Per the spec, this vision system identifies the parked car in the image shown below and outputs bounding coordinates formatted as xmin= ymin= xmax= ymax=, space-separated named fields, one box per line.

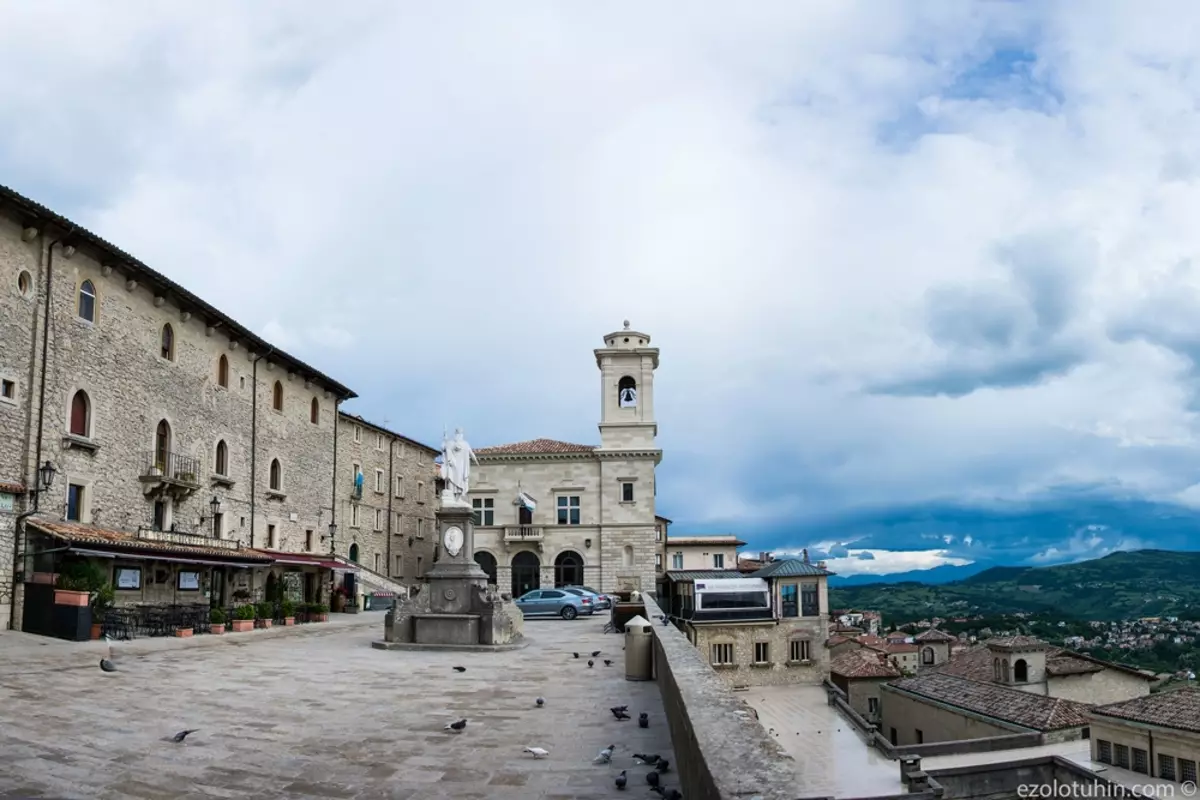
xmin=563 ymin=586 xmax=612 ymax=611
xmin=515 ymin=588 xmax=594 ymax=620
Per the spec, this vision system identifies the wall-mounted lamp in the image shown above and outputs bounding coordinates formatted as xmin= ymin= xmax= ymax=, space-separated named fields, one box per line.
xmin=584 ymin=538 xmax=592 ymax=549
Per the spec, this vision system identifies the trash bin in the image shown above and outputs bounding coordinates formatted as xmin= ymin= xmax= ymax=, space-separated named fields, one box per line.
xmin=624 ymin=614 xmax=653 ymax=681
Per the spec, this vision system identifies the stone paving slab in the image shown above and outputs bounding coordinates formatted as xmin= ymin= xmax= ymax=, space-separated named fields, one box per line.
xmin=0 ymin=615 xmax=677 ymax=799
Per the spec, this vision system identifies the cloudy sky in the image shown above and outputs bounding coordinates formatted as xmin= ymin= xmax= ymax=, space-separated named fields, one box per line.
xmin=6 ymin=2 xmax=1200 ymax=576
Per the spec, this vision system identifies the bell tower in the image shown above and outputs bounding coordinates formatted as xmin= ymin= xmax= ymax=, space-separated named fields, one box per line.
xmin=595 ymin=320 xmax=659 ymax=451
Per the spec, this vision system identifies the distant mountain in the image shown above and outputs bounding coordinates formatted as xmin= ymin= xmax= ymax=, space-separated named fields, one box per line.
xmin=828 ymin=562 xmax=993 ymax=586
xmin=829 ymin=549 xmax=1200 ymax=622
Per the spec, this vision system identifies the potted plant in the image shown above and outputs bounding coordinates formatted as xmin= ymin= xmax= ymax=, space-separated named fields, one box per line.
xmin=281 ymin=600 xmax=296 ymax=626
xmin=231 ymin=604 xmax=256 ymax=632
xmin=312 ymin=602 xmax=329 ymax=622
xmin=209 ymin=607 xmax=227 ymax=635
xmin=89 ymin=584 xmax=115 ymax=639
xmin=54 ymin=573 xmax=90 ymax=607
xmin=174 ymin=622 xmax=193 ymax=638
xmin=256 ymin=601 xmax=274 ymax=629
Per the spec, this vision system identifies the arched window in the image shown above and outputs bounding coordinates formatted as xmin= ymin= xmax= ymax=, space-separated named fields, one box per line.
xmin=272 ymin=381 xmax=283 ymax=412
xmin=215 ymin=440 xmax=228 ymax=476
xmin=1014 ymin=658 xmax=1028 ymax=683
xmin=554 ymin=550 xmax=584 ymax=587
xmin=310 ymin=397 xmax=319 ymax=424
xmin=154 ymin=419 xmax=171 ymax=470
xmin=69 ymin=390 xmax=91 ymax=437
xmin=160 ymin=324 xmax=174 ymax=361
xmin=78 ymin=280 xmax=96 ymax=322
xmin=217 ymin=355 xmax=229 ymax=388
xmin=921 ymin=647 xmax=935 ymax=665
xmin=618 ymin=375 xmax=638 ymax=408
xmin=269 ymin=458 xmax=282 ymax=491
xmin=348 ymin=543 xmax=359 ymax=563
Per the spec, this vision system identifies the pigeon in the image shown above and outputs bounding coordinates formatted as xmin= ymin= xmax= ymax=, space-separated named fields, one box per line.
xmin=655 ymin=758 xmax=671 ymax=773
xmin=587 ymin=660 xmax=594 ymax=668
xmin=662 ymin=789 xmax=683 ymax=800
xmin=172 ymin=729 xmax=199 ymax=743
xmin=594 ymin=744 xmax=615 ymax=764
xmin=639 ymin=754 xmax=661 ymax=766
xmin=444 ymin=718 xmax=468 ymax=733
xmin=535 ymin=697 xmax=545 ymax=707
xmin=646 ymin=770 xmax=661 ymax=788
xmin=604 ymin=659 xmax=613 ymax=666
xmin=638 ymin=712 xmax=649 ymax=729
xmin=523 ymin=746 xmax=549 ymax=759
xmin=591 ymin=650 xmax=601 ymax=657
xmin=610 ymin=705 xmax=629 ymax=719
xmin=99 ymin=657 xmax=117 ymax=673
xmin=615 ymin=770 xmax=627 ymax=790
xmin=573 ymin=652 xmax=580 ymax=658
xmin=661 ymin=617 xmax=670 ymax=626
xmin=452 ymin=666 xmax=466 ymax=673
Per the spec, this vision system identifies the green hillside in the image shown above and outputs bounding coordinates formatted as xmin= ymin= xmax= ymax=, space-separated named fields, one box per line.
xmin=829 ymin=550 xmax=1200 ymax=623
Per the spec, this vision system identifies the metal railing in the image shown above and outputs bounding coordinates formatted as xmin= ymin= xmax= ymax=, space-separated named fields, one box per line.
xmin=503 ymin=525 xmax=543 ymax=541
xmin=140 ymin=450 xmax=201 ymax=485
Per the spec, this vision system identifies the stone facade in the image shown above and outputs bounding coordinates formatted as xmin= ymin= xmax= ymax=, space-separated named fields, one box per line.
xmin=334 ymin=412 xmax=438 ymax=588
xmin=0 ymin=185 xmax=355 ymax=628
xmin=468 ymin=323 xmax=663 ymax=597
xmin=880 ymin=685 xmax=1035 ymax=747
xmin=692 ymin=617 xmax=829 ymax=688
xmin=664 ymin=535 xmax=744 ymax=571
xmin=1088 ymin=691 xmax=1200 ymax=782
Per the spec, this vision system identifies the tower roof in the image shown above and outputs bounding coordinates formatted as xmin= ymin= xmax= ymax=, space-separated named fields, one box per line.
xmin=596 ymin=320 xmax=658 ymax=367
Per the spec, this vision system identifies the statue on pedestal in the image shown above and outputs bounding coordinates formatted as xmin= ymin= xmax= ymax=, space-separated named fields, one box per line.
xmin=441 ymin=427 xmax=479 ymax=507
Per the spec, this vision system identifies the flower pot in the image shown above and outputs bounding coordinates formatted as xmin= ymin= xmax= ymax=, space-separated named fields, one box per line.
xmin=259 ymin=619 xmax=272 ymax=629
xmin=231 ymin=620 xmax=254 ymax=632
xmin=209 ymin=625 xmax=225 ymax=635
xmin=174 ymin=627 xmax=193 ymax=638
xmin=54 ymin=589 xmax=90 ymax=607
xmin=90 ymin=623 xmax=103 ymax=640
xmin=284 ymin=617 xmax=295 ymax=626
xmin=332 ymin=595 xmax=346 ymax=613
xmin=317 ymin=613 xmax=328 ymax=622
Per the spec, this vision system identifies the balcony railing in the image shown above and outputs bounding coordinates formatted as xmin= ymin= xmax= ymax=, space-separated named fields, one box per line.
xmin=140 ymin=451 xmax=201 ymax=486
xmin=503 ymin=525 xmax=543 ymax=542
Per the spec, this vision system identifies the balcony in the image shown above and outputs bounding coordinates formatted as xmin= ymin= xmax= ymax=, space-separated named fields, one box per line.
xmin=502 ymin=525 xmax=543 ymax=551
xmin=138 ymin=451 xmax=201 ymax=500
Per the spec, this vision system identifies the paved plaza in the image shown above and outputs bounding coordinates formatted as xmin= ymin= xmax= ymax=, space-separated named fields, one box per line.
xmin=0 ymin=614 xmax=677 ymax=799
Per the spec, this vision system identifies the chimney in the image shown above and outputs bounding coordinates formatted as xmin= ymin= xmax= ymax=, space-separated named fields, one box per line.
xmin=802 ymin=548 xmax=809 ymax=564
xmin=816 ymin=561 xmax=827 ymax=569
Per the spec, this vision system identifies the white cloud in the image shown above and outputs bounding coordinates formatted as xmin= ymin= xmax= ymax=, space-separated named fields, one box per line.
xmin=822 ymin=549 xmax=973 ymax=576
xmin=6 ymin=3 xmax=1200 ymax=539
xmin=1028 ymin=530 xmax=1147 ymax=564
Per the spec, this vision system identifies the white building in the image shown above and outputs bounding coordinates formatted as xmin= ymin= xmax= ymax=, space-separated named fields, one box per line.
xmin=468 ymin=322 xmax=662 ymax=597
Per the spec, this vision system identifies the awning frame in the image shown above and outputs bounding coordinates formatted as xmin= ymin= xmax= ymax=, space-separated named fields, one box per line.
xmin=68 ymin=546 xmax=271 ymax=570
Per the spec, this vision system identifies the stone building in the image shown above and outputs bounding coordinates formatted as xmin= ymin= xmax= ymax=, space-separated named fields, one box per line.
xmin=0 ymin=183 xmax=356 ymax=628
xmin=914 ymin=627 xmax=956 ymax=670
xmin=663 ymin=534 xmax=745 ymax=571
xmin=467 ymin=322 xmax=662 ymax=597
xmin=1089 ymin=688 xmax=1200 ymax=783
xmin=829 ymin=647 xmax=902 ymax=724
xmin=334 ymin=412 xmax=438 ymax=595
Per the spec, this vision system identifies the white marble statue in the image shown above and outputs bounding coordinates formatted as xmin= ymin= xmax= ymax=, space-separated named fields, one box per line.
xmin=441 ymin=427 xmax=479 ymax=505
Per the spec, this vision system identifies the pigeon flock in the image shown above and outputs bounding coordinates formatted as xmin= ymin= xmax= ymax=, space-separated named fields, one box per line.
xmin=99 ymin=637 xmax=200 ymax=746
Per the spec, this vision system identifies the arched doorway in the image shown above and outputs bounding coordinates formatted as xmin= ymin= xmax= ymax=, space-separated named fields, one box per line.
xmin=511 ymin=551 xmax=540 ymax=598
xmin=348 ymin=543 xmax=359 ymax=563
xmin=554 ymin=550 xmax=584 ymax=587
xmin=474 ymin=551 xmax=498 ymax=586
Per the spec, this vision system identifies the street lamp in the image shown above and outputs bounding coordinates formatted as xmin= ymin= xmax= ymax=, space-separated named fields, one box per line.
xmin=327 ymin=522 xmax=338 ymax=608
xmin=38 ymin=461 xmax=56 ymax=491
xmin=209 ymin=495 xmax=221 ymax=517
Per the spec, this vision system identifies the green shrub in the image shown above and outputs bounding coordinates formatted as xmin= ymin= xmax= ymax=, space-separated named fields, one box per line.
xmin=255 ymin=601 xmax=273 ymax=620
xmin=210 ymin=607 xmax=227 ymax=625
xmin=313 ymin=603 xmax=329 ymax=614
xmin=234 ymin=604 xmax=256 ymax=621
xmin=281 ymin=600 xmax=296 ymax=618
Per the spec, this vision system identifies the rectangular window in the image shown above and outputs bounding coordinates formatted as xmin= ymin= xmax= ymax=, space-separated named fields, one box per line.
xmin=713 ymin=553 xmax=725 ymax=569
xmin=1159 ymin=754 xmax=1176 ymax=782
xmin=395 ymin=476 xmax=404 ymax=498
xmin=711 ymin=643 xmax=734 ymax=665
xmin=152 ymin=499 xmax=166 ymax=531
xmin=394 ymin=555 xmax=403 ymax=576
xmin=0 ymin=378 xmax=13 ymax=401
xmin=655 ymin=527 xmax=662 ymax=542
xmin=351 ymin=504 xmax=360 ymax=528
xmin=375 ymin=432 xmax=384 ymax=450
xmin=212 ymin=512 xmax=224 ymax=539
xmin=655 ymin=553 xmax=662 ymax=570
xmin=868 ymin=697 xmax=879 ymax=715
xmin=800 ymin=582 xmax=819 ymax=616
xmin=753 ymin=642 xmax=769 ymax=664
xmin=416 ymin=556 xmax=423 ymax=576
xmin=472 ymin=498 xmax=494 ymax=526
xmin=374 ymin=553 xmax=381 ymax=572
xmin=67 ymin=483 xmax=84 ymax=522
xmin=417 ymin=482 xmax=425 ymax=503
xmin=556 ymin=495 xmax=581 ymax=525
xmin=1133 ymin=749 xmax=1149 ymax=775
xmin=267 ymin=524 xmax=277 ymax=549
xmin=790 ymin=639 xmax=811 ymax=662
xmin=416 ymin=518 xmax=424 ymax=538
xmin=671 ymin=553 xmax=683 ymax=570
xmin=621 ymin=482 xmax=634 ymax=502
xmin=1097 ymin=740 xmax=1112 ymax=765
xmin=1115 ymin=744 xmax=1130 ymax=770
xmin=915 ymin=730 xmax=923 ymax=744
xmin=374 ymin=469 xmax=384 ymax=493
xmin=354 ymin=425 xmax=362 ymax=443
xmin=1180 ymin=760 xmax=1197 ymax=784
xmin=374 ymin=508 xmax=383 ymax=531
xmin=305 ymin=529 xmax=313 ymax=551
xmin=781 ymin=584 xmax=799 ymax=618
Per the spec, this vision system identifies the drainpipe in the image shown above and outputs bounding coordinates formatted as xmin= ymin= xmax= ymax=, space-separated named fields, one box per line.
xmin=33 ymin=232 xmax=71 ymax=511
xmin=386 ymin=436 xmax=395 ymax=585
xmin=329 ymin=396 xmax=343 ymax=605
xmin=248 ymin=347 xmax=273 ymax=549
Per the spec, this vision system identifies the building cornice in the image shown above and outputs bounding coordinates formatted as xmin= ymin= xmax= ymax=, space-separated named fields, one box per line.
xmin=476 ymin=448 xmax=662 ymax=464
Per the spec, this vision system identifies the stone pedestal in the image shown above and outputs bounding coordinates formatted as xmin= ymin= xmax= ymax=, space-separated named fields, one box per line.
xmin=426 ymin=501 xmax=488 ymax=615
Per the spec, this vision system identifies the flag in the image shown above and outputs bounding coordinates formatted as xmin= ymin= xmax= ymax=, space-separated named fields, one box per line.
xmin=518 ymin=492 xmax=537 ymax=512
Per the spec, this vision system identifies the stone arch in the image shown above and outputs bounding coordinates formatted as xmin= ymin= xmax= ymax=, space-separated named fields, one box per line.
xmin=511 ymin=550 xmax=540 ymax=598
xmin=618 ymin=375 xmax=637 ymax=408
xmin=921 ymin=646 xmax=935 ymax=666
xmin=554 ymin=550 xmax=584 ymax=587
xmin=474 ymin=550 xmax=498 ymax=587
xmin=1002 ymin=658 xmax=1011 ymax=683
xmin=622 ymin=544 xmax=634 ymax=568
xmin=993 ymin=658 xmax=1001 ymax=682
xmin=1014 ymin=658 xmax=1028 ymax=683
xmin=348 ymin=542 xmax=359 ymax=563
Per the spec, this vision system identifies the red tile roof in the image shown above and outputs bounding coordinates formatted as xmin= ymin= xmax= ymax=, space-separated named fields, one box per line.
xmin=0 ymin=481 xmax=25 ymax=494
xmin=885 ymin=643 xmax=919 ymax=654
xmin=475 ymin=438 xmax=596 ymax=455
xmin=932 ymin=643 xmax=1154 ymax=683
xmin=825 ymin=635 xmax=854 ymax=648
xmin=985 ymin=635 xmax=1049 ymax=651
xmin=1091 ymin=688 xmax=1200 ymax=733
xmin=888 ymin=673 xmax=1092 ymax=731
xmin=831 ymin=648 xmax=902 ymax=679
xmin=914 ymin=629 xmax=957 ymax=643
xmin=29 ymin=520 xmax=273 ymax=563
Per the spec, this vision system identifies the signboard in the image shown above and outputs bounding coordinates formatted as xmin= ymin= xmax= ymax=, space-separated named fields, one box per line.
xmin=0 ymin=493 xmax=13 ymax=513
xmin=116 ymin=567 xmax=141 ymax=590
xmin=177 ymin=571 xmax=200 ymax=591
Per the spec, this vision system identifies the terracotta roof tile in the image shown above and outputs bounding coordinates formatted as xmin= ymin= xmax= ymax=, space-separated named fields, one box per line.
xmin=831 ymin=648 xmax=902 ymax=679
xmin=0 ymin=481 xmax=25 ymax=494
xmin=914 ymin=628 xmax=957 ymax=643
xmin=1046 ymin=654 xmax=1105 ymax=677
xmin=932 ymin=643 xmax=1156 ymax=684
xmin=475 ymin=438 xmax=596 ymax=455
xmin=885 ymin=643 xmax=919 ymax=654
xmin=825 ymin=635 xmax=853 ymax=648
xmin=29 ymin=520 xmax=273 ymax=563
xmin=1092 ymin=688 xmax=1200 ymax=734
xmin=888 ymin=673 xmax=1091 ymax=731
xmin=985 ymin=635 xmax=1049 ymax=651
